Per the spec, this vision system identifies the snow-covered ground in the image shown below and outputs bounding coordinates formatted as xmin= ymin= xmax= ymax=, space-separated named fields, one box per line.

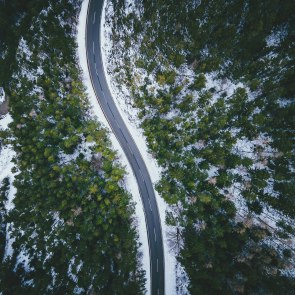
xmin=0 ymin=114 xmax=16 ymax=258
xmin=0 ymin=88 xmax=5 ymax=104
xmin=0 ymin=115 xmax=15 ymax=211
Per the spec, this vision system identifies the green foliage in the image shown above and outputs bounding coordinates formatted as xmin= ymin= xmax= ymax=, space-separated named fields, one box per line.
xmin=180 ymin=221 xmax=295 ymax=295
xmin=0 ymin=0 xmax=145 ymax=293
xmin=190 ymin=74 xmax=206 ymax=91
xmin=110 ymin=0 xmax=295 ymax=292
xmin=0 ymin=177 xmax=9 ymax=261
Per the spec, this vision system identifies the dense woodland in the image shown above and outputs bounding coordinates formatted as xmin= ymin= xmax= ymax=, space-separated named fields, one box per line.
xmin=0 ymin=0 xmax=145 ymax=294
xmin=108 ymin=0 xmax=295 ymax=293
xmin=0 ymin=0 xmax=48 ymax=86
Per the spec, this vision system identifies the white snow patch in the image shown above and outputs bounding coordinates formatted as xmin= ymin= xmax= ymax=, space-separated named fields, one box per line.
xmin=0 ymin=87 xmax=5 ymax=104
xmin=266 ymin=27 xmax=287 ymax=48
xmin=18 ymin=37 xmax=33 ymax=61
xmin=0 ymin=113 xmax=12 ymax=130
xmin=58 ymin=139 xmax=95 ymax=164
xmin=0 ymin=114 xmax=17 ymax=258
xmin=0 ymin=114 xmax=16 ymax=211
xmin=176 ymin=263 xmax=190 ymax=295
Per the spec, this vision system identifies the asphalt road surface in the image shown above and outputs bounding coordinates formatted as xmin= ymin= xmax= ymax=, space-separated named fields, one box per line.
xmin=86 ymin=1 xmax=165 ymax=294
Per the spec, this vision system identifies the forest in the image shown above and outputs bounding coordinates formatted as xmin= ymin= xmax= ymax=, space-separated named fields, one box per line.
xmin=107 ymin=0 xmax=295 ymax=293
xmin=0 ymin=0 xmax=145 ymax=294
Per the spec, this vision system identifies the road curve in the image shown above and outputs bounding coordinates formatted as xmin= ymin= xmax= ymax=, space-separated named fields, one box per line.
xmin=85 ymin=1 xmax=165 ymax=294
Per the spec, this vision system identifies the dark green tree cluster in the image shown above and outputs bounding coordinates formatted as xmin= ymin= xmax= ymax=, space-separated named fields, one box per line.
xmin=0 ymin=177 xmax=9 ymax=261
xmin=0 ymin=0 xmax=145 ymax=294
xmin=109 ymin=0 xmax=295 ymax=293
xmin=0 ymin=0 xmax=48 ymax=86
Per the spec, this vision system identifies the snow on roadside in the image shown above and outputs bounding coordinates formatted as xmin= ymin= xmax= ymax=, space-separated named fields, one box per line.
xmin=101 ymin=1 xmax=176 ymax=294
xmin=76 ymin=1 xmax=151 ymax=293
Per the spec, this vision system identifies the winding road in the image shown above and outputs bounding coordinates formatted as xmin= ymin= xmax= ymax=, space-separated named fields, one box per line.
xmin=85 ymin=1 xmax=165 ymax=294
